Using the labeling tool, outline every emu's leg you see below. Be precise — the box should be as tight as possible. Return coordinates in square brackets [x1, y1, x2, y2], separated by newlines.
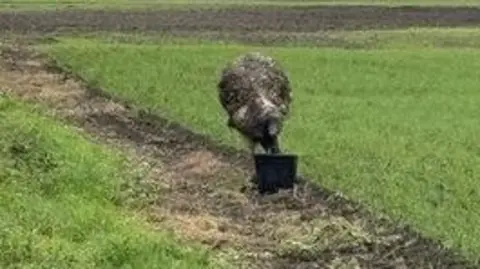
[270, 135, 280, 154]
[260, 135, 281, 155]
[249, 140, 259, 184]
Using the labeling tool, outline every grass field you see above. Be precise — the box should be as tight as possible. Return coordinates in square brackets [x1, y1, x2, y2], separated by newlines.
[43, 30, 480, 259]
[0, 95, 219, 269]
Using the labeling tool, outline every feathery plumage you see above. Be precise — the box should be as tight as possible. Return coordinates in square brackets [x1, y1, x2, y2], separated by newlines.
[217, 52, 293, 155]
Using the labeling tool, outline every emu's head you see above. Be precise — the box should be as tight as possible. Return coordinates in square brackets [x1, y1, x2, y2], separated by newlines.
[256, 94, 288, 138]
[259, 110, 285, 154]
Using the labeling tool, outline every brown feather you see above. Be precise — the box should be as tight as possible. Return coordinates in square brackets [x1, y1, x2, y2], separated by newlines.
[217, 52, 293, 154]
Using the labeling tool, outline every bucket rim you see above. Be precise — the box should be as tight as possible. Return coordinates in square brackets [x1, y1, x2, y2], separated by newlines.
[253, 153, 298, 158]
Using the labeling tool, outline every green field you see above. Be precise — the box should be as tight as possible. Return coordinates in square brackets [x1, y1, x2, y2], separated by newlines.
[43, 30, 480, 258]
[0, 96, 220, 268]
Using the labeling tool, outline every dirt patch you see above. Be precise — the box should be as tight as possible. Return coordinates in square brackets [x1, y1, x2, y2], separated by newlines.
[1, 43, 478, 268]
[1, 5, 480, 36]
[172, 150, 227, 178]
[3, 6, 480, 48]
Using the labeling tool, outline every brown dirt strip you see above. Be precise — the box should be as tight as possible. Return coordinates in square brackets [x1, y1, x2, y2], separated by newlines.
[1, 40, 478, 268]
[1, 5, 480, 35]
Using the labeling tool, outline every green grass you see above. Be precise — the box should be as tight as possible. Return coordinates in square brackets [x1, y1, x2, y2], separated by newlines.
[43, 34, 480, 261]
[0, 95, 221, 269]
[1, 0, 479, 11]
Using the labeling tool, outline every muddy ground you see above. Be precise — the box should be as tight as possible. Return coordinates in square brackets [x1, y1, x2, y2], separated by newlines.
[1, 5, 480, 35]
[1, 4, 480, 269]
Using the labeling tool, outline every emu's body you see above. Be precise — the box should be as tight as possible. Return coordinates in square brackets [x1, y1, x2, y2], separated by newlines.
[217, 52, 293, 155]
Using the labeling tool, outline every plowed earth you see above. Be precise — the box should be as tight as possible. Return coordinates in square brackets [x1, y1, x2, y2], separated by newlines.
[1, 5, 480, 34]
[1, 5, 480, 269]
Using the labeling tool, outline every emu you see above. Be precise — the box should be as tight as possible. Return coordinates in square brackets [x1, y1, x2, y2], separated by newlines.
[217, 52, 293, 156]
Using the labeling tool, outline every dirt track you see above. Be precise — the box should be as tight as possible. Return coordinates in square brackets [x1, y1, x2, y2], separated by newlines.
[1, 4, 480, 269]
[1, 5, 480, 35]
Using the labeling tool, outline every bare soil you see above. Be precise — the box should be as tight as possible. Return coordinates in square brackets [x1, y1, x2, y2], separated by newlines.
[1, 5, 480, 35]
[1, 4, 480, 268]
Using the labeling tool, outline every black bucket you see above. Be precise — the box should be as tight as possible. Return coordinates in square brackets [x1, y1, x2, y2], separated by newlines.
[254, 153, 298, 195]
